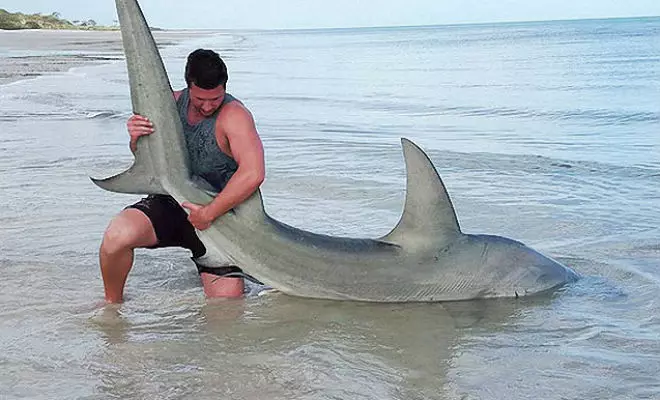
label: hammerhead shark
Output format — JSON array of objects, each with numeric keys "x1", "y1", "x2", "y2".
[{"x1": 92, "y1": 0, "x2": 578, "y2": 302}]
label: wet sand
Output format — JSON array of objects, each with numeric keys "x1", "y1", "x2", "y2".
[{"x1": 0, "y1": 29, "x2": 215, "y2": 85}]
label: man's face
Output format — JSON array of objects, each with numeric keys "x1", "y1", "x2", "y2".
[{"x1": 189, "y1": 83, "x2": 226, "y2": 117}]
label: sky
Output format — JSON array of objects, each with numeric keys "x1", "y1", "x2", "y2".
[{"x1": 3, "y1": 0, "x2": 660, "y2": 30}]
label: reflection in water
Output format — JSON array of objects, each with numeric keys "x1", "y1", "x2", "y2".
[
  {"x1": 91, "y1": 303, "x2": 130, "y2": 346},
  {"x1": 87, "y1": 291, "x2": 552, "y2": 399}
]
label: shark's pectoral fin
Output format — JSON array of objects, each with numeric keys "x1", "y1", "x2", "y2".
[
  {"x1": 233, "y1": 188, "x2": 267, "y2": 221},
  {"x1": 381, "y1": 138, "x2": 462, "y2": 246},
  {"x1": 90, "y1": 155, "x2": 166, "y2": 195},
  {"x1": 183, "y1": 178, "x2": 266, "y2": 222}
]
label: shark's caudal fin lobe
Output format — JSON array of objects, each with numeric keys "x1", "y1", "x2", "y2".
[
  {"x1": 114, "y1": 0, "x2": 175, "y2": 106},
  {"x1": 91, "y1": 0, "x2": 191, "y2": 196},
  {"x1": 90, "y1": 157, "x2": 166, "y2": 195},
  {"x1": 381, "y1": 138, "x2": 461, "y2": 246}
]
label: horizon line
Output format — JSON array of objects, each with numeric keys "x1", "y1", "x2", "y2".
[{"x1": 155, "y1": 14, "x2": 659, "y2": 33}]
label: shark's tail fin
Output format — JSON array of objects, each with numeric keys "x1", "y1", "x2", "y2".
[
  {"x1": 90, "y1": 150, "x2": 167, "y2": 195},
  {"x1": 90, "y1": 0, "x2": 189, "y2": 197}
]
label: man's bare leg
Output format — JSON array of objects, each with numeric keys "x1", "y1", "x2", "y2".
[
  {"x1": 200, "y1": 274, "x2": 244, "y2": 298},
  {"x1": 99, "y1": 209, "x2": 158, "y2": 303}
]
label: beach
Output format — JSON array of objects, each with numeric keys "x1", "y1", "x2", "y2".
[
  {"x1": 1, "y1": 18, "x2": 659, "y2": 400},
  {"x1": 0, "y1": 29, "x2": 214, "y2": 85}
]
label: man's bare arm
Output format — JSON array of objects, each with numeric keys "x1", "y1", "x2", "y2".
[{"x1": 197, "y1": 104, "x2": 265, "y2": 222}]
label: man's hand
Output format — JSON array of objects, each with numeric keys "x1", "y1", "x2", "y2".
[
  {"x1": 127, "y1": 114, "x2": 154, "y2": 153},
  {"x1": 181, "y1": 202, "x2": 214, "y2": 230}
]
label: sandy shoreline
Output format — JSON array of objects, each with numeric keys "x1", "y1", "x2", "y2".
[{"x1": 0, "y1": 29, "x2": 217, "y2": 85}]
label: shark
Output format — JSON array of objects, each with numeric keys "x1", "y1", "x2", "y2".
[{"x1": 91, "y1": 0, "x2": 579, "y2": 302}]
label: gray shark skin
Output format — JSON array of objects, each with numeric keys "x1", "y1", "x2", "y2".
[{"x1": 92, "y1": 0, "x2": 579, "y2": 302}]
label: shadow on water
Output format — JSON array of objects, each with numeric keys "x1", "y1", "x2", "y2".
[
  {"x1": 88, "y1": 289, "x2": 557, "y2": 400},
  {"x1": 49, "y1": 242, "x2": 657, "y2": 399}
]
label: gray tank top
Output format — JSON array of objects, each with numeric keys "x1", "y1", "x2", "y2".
[{"x1": 176, "y1": 88, "x2": 238, "y2": 191}]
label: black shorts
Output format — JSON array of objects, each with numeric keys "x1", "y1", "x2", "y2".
[
  {"x1": 126, "y1": 195, "x2": 263, "y2": 284},
  {"x1": 126, "y1": 194, "x2": 207, "y2": 258}
]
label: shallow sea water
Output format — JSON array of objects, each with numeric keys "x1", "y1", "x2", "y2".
[{"x1": 0, "y1": 17, "x2": 659, "y2": 399}]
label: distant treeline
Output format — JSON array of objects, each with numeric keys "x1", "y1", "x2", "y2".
[{"x1": 0, "y1": 9, "x2": 117, "y2": 30}]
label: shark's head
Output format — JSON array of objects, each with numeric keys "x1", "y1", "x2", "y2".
[{"x1": 469, "y1": 234, "x2": 578, "y2": 297}]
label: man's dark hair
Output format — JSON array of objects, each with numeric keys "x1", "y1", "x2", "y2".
[{"x1": 185, "y1": 49, "x2": 228, "y2": 89}]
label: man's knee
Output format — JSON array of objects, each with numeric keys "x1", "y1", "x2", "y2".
[{"x1": 101, "y1": 209, "x2": 156, "y2": 254}]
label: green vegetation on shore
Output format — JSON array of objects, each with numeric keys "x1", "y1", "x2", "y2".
[{"x1": 0, "y1": 9, "x2": 117, "y2": 30}]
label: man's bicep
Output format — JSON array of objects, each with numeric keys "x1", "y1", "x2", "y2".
[{"x1": 225, "y1": 110, "x2": 265, "y2": 170}]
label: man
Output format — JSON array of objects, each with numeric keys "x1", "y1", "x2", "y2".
[{"x1": 99, "y1": 49, "x2": 265, "y2": 303}]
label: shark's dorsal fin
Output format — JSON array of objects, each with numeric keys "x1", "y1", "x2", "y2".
[{"x1": 380, "y1": 138, "x2": 461, "y2": 246}]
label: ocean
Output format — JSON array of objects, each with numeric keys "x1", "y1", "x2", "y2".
[{"x1": 0, "y1": 17, "x2": 658, "y2": 399}]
